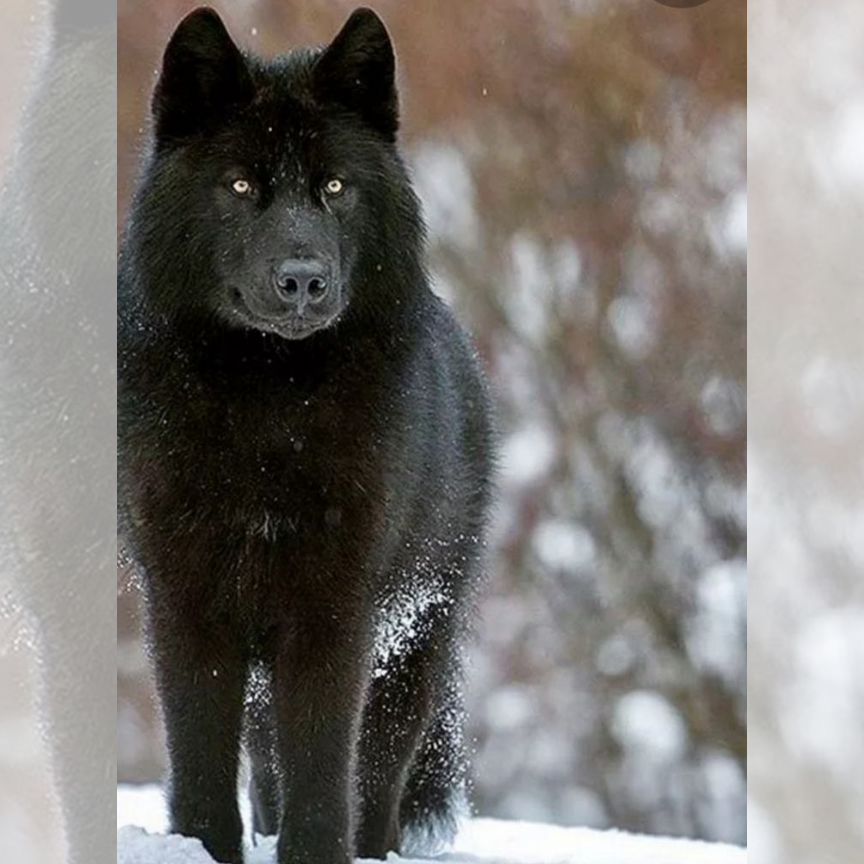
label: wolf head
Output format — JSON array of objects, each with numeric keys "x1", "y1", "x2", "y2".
[{"x1": 131, "y1": 7, "x2": 423, "y2": 342}]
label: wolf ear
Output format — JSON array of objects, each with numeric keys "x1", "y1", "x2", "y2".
[
  {"x1": 153, "y1": 8, "x2": 252, "y2": 144},
  {"x1": 314, "y1": 9, "x2": 398, "y2": 140}
]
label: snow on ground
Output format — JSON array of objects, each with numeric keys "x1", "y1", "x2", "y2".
[{"x1": 117, "y1": 785, "x2": 746, "y2": 864}]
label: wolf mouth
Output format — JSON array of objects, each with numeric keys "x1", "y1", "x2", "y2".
[{"x1": 230, "y1": 288, "x2": 338, "y2": 340}]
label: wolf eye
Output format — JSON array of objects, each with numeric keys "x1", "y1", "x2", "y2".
[
  {"x1": 323, "y1": 178, "x2": 344, "y2": 196},
  {"x1": 230, "y1": 178, "x2": 254, "y2": 197}
]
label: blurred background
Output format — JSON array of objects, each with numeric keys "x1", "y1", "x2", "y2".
[{"x1": 116, "y1": 0, "x2": 746, "y2": 846}]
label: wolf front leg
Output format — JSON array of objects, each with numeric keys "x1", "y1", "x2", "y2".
[
  {"x1": 273, "y1": 610, "x2": 371, "y2": 864},
  {"x1": 148, "y1": 604, "x2": 247, "y2": 864},
  {"x1": 355, "y1": 650, "x2": 433, "y2": 858},
  {"x1": 356, "y1": 598, "x2": 469, "y2": 859}
]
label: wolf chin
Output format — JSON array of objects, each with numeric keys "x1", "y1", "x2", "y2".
[{"x1": 119, "y1": 7, "x2": 494, "y2": 864}]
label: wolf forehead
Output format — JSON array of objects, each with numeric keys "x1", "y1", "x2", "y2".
[
  {"x1": 238, "y1": 54, "x2": 346, "y2": 132},
  {"x1": 209, "y1": 63, "x2": 363, "y2": 165},
  {"x1": 197, "y1": 70, "x2": 344, "y2": 176}
]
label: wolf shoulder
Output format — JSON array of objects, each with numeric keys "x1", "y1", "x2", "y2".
[{"x1": 398, "y1": 290, "x2": 496, "y2": 474}]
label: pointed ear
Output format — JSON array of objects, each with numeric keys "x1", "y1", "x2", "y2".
[
  {"x1": 314, "y1": 9, "x2": 398, "y2": 140},
  {"x1": 153, "y1": 8, "x2": 253, "y2": 144}
]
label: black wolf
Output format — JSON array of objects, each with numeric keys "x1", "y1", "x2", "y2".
[{"x1": 118, "y1": 7, "x2": 494, "y2": 864}]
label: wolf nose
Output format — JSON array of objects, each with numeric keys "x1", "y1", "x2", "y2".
[{"x1": 272, "y1": 259, "x2": 330, "y2": 308}]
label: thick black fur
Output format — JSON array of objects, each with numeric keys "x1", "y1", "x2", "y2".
[{"x1": 118, "y1": 8, "x2": 494, "y2": 864}]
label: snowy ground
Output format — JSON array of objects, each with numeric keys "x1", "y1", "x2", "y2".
[{"x1": 117, "y1": 785, "x2": 746, "y2": 864}]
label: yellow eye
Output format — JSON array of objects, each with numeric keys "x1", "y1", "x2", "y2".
[
  {"x1": 324, "y1": 178, "x2": 344, "y2": 196},
  {"x1": 231, "y1": 178, "x2": 253, "y2": 197}
]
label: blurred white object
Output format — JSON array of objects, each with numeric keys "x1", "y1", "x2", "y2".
[{"x1": 750, "y1": 0, "x2": 864, "y2": 861}]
